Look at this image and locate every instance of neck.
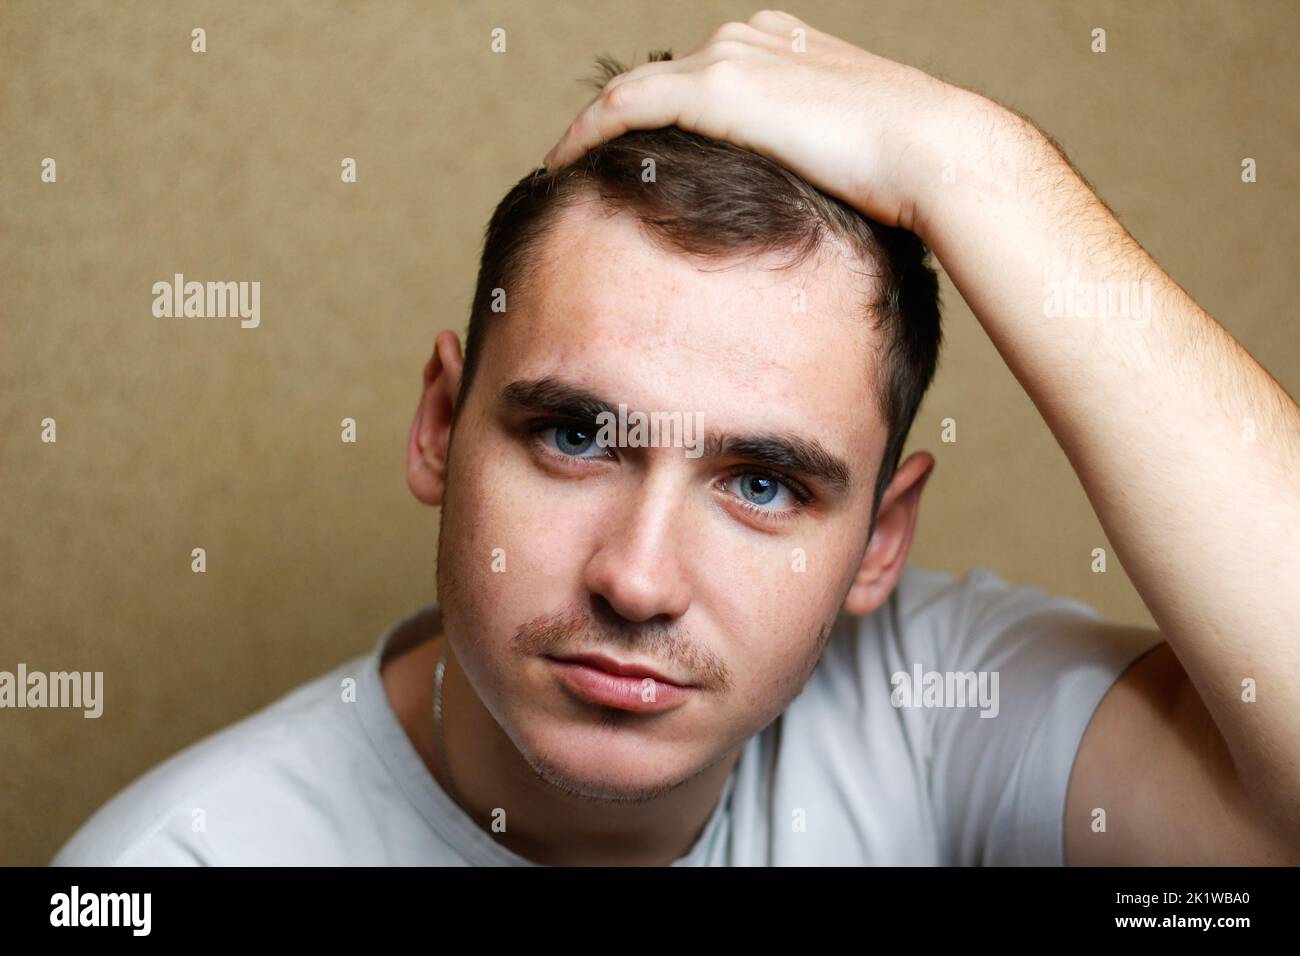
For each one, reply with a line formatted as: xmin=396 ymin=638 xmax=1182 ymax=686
xmin=383 ymin=630 xmax=739 ymax=866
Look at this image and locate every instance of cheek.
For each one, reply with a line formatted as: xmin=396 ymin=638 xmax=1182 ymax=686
xmin=706 ymin=557 xmax=851 ymax=715
xmin=442 ymin=429 xmax=593 ymax=616
xmin=748 ymin=616 xmax=824 ymax=692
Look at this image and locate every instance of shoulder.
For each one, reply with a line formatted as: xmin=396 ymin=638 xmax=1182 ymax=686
xmin=834 ymin=563 xmax=1097 ymax=647
xmin=51 ymin=652 xmax=374 ymax=866
xmin=811 ymin=563 xmax=1110 ymax=704
xmin=896 ymin=563 xmax=1097 ymax=625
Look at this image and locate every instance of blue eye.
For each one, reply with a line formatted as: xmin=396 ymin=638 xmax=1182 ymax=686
xmin=547 ymin=424 xmax=608 ymax=458
xmin=727 ymin=472 xmax=796 ymax=509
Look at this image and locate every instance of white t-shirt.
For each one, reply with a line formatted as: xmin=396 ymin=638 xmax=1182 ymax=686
xmin=51 ymin=565 xmax=1163 ymax=866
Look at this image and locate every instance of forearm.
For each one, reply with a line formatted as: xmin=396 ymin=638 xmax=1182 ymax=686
xmin=912 ymin=92 xmax=1300 ymax=827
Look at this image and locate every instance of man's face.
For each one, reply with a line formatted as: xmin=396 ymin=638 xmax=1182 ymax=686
xmin=435 ymin=196 xmax=887 ymax=801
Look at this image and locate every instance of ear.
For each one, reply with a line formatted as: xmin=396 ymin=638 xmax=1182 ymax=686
xmin=841 ymin=450 xmax=934 ymax=616
xmin=406 ymin=330 xmax=465 ymax=507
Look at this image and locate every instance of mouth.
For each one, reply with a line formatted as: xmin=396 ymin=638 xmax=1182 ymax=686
xmin=544 ymin=653 xmax=696 ymax=714
xmin=548 ymin=653 xmax=691 ymax=687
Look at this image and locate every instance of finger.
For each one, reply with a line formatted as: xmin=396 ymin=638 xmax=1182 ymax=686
xmin=544 ymin=55 xmax=697 ymax=167
xmin=566 ymin=25 xmax=768 ymax=126
xmin=690 ymin=18 xmax=779 ymax=56
xmin=597 ymin=53 xmax=689 ymax=100
xmin=599 ymin=32 xmax=768 ymax=99
xmin=544 ymin=71 xmax=702 ymax=170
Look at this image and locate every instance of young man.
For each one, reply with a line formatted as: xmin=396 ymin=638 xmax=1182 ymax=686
xmin=54 ymin=11 xmax=1299 ymax=866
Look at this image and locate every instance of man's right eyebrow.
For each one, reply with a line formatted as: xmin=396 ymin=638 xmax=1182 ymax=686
xmin=500 ymin=378 xmax=618 ymax=421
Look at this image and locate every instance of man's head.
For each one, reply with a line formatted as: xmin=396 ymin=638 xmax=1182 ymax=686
xmin=406 ymin=54 xmax=942 ymax=803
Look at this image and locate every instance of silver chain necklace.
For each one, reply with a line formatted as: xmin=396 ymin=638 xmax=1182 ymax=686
xmin=432 ymin=641 xmax=464 ymax=810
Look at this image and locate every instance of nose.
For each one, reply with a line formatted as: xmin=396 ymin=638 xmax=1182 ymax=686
xmin=581 ymin=472 xmax=693 ymax=624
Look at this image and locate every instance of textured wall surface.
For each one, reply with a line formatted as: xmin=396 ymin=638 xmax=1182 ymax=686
xmin=2 ymin=0 xmax=1296 ymax=864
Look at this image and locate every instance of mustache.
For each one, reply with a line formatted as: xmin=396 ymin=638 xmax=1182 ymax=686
xmin=512 ymin=602 xmax=732 ymax=693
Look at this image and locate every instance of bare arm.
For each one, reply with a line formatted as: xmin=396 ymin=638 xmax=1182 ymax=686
xmin=915 ymin=95 xmax=1300 ymax=858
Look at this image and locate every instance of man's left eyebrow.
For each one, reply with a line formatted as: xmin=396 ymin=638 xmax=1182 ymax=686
xmin=500 ymin=378 xmax=620 ymax=420
xmin=704 ymin=432 xmax=852 ymax=495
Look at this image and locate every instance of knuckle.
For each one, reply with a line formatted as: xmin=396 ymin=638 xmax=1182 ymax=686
xmin=601 ymin=79 xmax=635 ymax=110
xmin=701 ymin=58 xmax=740 ymax=88
xmin=707 ymin=20 xmax=749 ymax=44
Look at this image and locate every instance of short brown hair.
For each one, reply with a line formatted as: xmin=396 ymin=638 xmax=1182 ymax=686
xmin=459 ymin=53 xmax=943 ymax=535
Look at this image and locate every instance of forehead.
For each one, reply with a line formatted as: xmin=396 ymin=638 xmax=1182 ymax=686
xmin=487 ymin=197 xmax=886 ymax=478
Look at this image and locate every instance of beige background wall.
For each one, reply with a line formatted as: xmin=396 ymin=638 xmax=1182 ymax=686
xmin=2 ymin=1 xmax=1295 ymax=864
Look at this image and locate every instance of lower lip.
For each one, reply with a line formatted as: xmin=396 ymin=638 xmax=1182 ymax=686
xmin=546 ymin=658 xmax=694 ymax=713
